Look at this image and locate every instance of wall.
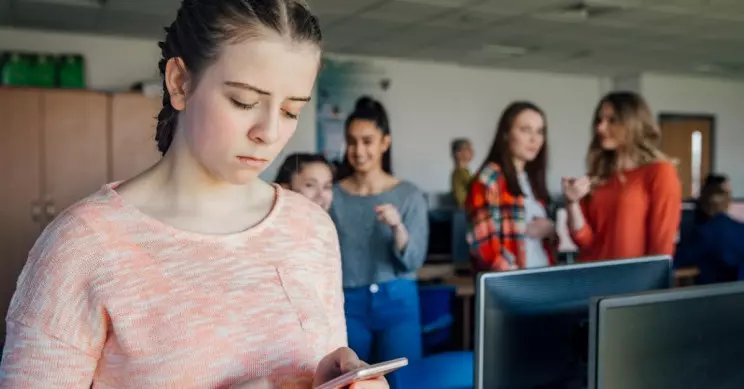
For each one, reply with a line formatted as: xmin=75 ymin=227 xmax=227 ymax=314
xmin=0 ymin=27 xmax=317 ymax=182
xmin=0 ymin=27 xmax=160 ymax=91
xmin=10 ymin=28 xmax=742 ymax=195
xmin=344 ymin=56 xmax=602 ymax=193
xmin=641 ymin=73 xmax=744 ymax=195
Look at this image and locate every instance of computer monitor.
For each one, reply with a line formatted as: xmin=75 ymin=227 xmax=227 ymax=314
xmin=589 ymin=281 xmax=744 ymax=389
xmin=475 ymin=256 xmax=673 ymax=389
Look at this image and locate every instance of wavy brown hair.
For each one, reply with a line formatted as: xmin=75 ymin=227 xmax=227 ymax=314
xmin=587 ymin=91 xmax=668 ymax=182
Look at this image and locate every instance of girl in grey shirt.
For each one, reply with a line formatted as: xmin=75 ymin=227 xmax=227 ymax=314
xmin=330 ymin=97 xmax=428 ymax=388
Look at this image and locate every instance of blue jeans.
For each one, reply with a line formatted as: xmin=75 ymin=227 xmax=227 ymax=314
xmin=344 ymin=279 xmax=422 ymax=387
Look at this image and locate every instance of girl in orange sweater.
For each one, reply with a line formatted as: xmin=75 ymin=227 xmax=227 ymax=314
xmin=563 ymin=91 xmax=681 ymax=262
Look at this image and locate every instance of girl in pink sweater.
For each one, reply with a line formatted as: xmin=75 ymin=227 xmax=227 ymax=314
xmin=0 ymin=1 xmax=386 ymax=389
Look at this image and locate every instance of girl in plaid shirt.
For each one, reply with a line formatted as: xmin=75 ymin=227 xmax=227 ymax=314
xmin=465 ymin=102 xmax=557 ymax=272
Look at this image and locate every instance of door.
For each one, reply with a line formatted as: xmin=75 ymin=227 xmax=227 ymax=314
xmin=42 ymin=90 xmax=108 ymax=224
xmin=0 ymin=88 xmax=43 ymax=341
xmin=659 ymin=115 xmax=714 ymax=198
xmin=110 ymin=93 xmax=162 ymax=181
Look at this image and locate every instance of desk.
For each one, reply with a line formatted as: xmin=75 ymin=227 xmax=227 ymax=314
xmin=418 ymin=264 xmax=701 ymax=350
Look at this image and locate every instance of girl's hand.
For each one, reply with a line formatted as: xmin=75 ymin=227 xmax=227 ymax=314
xmin=313 ymin=347 xmax=388 ymax=389
xmin=525 ymin=217 xmax=555 ymax=239
xmin=375 ymin=204 xmax=402 ymax=229
xmin=561 ymin=176 xmax=591 ymax=203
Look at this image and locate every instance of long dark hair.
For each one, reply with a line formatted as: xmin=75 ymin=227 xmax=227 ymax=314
xmin=477 ymin=101 xmax=550 ymax=203
xmin=336 ymin=96 xmax=392 ymax=180
xmin=274 ymin=153 xmax=331 ymax=186
xmin=155 ymin=0 xmax=322 ymax=155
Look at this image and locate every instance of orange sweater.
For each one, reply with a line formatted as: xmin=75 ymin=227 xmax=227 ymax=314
xmin=570 ymin=161 xmax=682 ymax=262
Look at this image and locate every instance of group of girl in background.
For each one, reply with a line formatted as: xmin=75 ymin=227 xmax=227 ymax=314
xmin=465 ymin=91 xmax=682 ymax=273
xmin=275 ymin=89 xmax=690 ymax=374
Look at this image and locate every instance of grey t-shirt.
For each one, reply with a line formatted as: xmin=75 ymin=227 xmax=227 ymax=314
xmin=330 ymin=181 xmax=430 ymax=288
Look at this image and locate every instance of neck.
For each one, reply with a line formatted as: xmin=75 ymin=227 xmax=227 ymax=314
xmin=148 ymin=143 xmax=266 ymax=213
xmin=348 ymin=168 xmax=388 ymax=195
xmin=456 ymin=160 xmax=469 ymax=169
xmin=513 ymin=158 xmax=526 ymax=172
xmin=616 ymin=153 xmax=637 ymax=171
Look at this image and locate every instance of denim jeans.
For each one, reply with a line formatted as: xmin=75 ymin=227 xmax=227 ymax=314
xmin=344 ymin=279 xmax=422 ymax=388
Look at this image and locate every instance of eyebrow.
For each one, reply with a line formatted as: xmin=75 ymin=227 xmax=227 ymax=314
xmin=224 ymin=81 xmax=311 ymax=102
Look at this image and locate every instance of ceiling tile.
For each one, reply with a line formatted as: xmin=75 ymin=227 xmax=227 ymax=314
xmin=307 ymin=0 xmax=387 ymax=16
xmin=584 ymin=7 xmax=680 ymax=29
xmin=375 ymin=25 xmax=466 ymax=49
xmin=11 ymin=2 xmax=101 ymax=32
xmin=104 ymin=0 xmax=180 ymax=16
xmin=98 ymin=10 xmax=172 ymax=39
xmin=470 ymin=0 xmax=575 ymax=15
xmin=425 ymin=8 xmax=506 ymax=30
xmin=322 ymin=17 xmax=409 ymax=48
xmin=0 ymin=0 xmax=10 ymax=24
xmin=359 ymin=1 xmax=451 ymax=23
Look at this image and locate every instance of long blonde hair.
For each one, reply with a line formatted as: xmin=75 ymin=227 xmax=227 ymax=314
xmin=587 ymin=91 xmax=668 ymax=183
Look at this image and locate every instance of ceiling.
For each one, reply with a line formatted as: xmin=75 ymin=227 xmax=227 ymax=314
xmin=1 ymin=0 xmax=744 ymax=78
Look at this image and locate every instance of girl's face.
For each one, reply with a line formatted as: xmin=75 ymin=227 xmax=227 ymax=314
xmin=595 ymin=102 xmax=624 ymax=151
xmin=168 ymin=36 xmax=321 ymax=185
xmin=508 ymin=109 xmax=545 ymax=164
xmin=290 ymin=162 xmax=333 ymax=211
xmin=345 ymin=119 xmax=390 ymax=174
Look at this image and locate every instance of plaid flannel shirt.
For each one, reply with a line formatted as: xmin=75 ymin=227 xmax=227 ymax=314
xmin=464 ymin=162 xmax=555 ymax=271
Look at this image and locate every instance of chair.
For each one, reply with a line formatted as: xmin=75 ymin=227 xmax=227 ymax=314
xmin=418 ymin=285 xmax=456 ymax=355
xmin=392 ymin=351 xmax=473 ymax=389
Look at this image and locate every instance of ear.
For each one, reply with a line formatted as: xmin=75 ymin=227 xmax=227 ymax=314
xmin=381 ymin=133 xmax=392 ymax=153
xmin=164 ymin=57 xmax=191 ymax=111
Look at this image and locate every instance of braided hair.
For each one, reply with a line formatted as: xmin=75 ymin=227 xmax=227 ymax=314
xmin=155 ymin=0 xmax=322 ymax=155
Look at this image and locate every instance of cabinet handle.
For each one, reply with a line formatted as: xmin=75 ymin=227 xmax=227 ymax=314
xmin=30 ymin=201 xmax=42 ymax=223
xmin=44 ymin=199 xmax=57 ymax=220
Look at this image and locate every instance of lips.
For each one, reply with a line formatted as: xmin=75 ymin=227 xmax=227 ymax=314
xmin=237 ymin=156 xmax=268 ymax=168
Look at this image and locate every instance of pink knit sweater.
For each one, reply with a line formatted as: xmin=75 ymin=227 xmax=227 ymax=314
xmin=0 ymin=183 xmax=346 ymax=388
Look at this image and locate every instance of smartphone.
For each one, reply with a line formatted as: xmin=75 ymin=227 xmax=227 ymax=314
xmin=313 ymin=357 xmax=408 ymax=389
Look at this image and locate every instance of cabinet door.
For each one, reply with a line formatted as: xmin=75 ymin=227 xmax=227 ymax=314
xmin=42 ymin=90 xmax=108 ymax=223
xmin=110 ymin=93 xmax=162 ymax=182
xmin=0 ymin=88 xmax=43 ymax=340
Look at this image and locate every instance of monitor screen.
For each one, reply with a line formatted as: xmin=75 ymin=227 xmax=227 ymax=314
xmin=591 ymin=282 xmax=744 ymax=389
xmin=475 ymin=256 xmax=673 ymax=389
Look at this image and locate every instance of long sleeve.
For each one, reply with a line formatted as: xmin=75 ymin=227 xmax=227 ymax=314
xmin=392 ymin=191 xmax=429 ymax=273
xmin=465 ymin=178 xmax=511 ymax=271
xmin=451 ymin=168 xmax=471 ymax=207
xmin=674 ymin=227 xmax=709 ymax=268
xmin=569 ymin=199 xmax=594 ymax=250
xmin=1 ymin=213 xmax=106 ymax=388
xmin=645 ymin=162 xmax=682 ymax=256
xmin=321 ymin=218 xmax=347 ymax=352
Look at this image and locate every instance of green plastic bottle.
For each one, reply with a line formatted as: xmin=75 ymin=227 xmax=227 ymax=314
xmin=31 ymin=54 xmax=56 ymax=87
xmin=57 ymin=54 xmax=85 ymax=89
xmin=0 ymin=52 xmax=31 ymax=86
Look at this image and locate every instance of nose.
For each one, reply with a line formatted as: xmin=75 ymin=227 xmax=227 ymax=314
xmin=247 ymin=105 xmax=280 ymax=144
xmin=596 ymin=119 xmax=608 ymax=134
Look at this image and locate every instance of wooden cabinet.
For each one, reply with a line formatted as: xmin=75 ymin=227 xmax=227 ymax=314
xmin=0 ymin=88 xmax=161 ymax=343
xmin=0 ymin=89 xmax=43 ymax=343
xmin=110 ymin=93 xmax=162 ymax=181
xmin=43 ymin=90 xmax=109 ymax=217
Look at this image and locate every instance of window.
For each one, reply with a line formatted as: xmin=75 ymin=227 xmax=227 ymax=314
xmin=691 ymin=130 xmax=702 ymax=197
